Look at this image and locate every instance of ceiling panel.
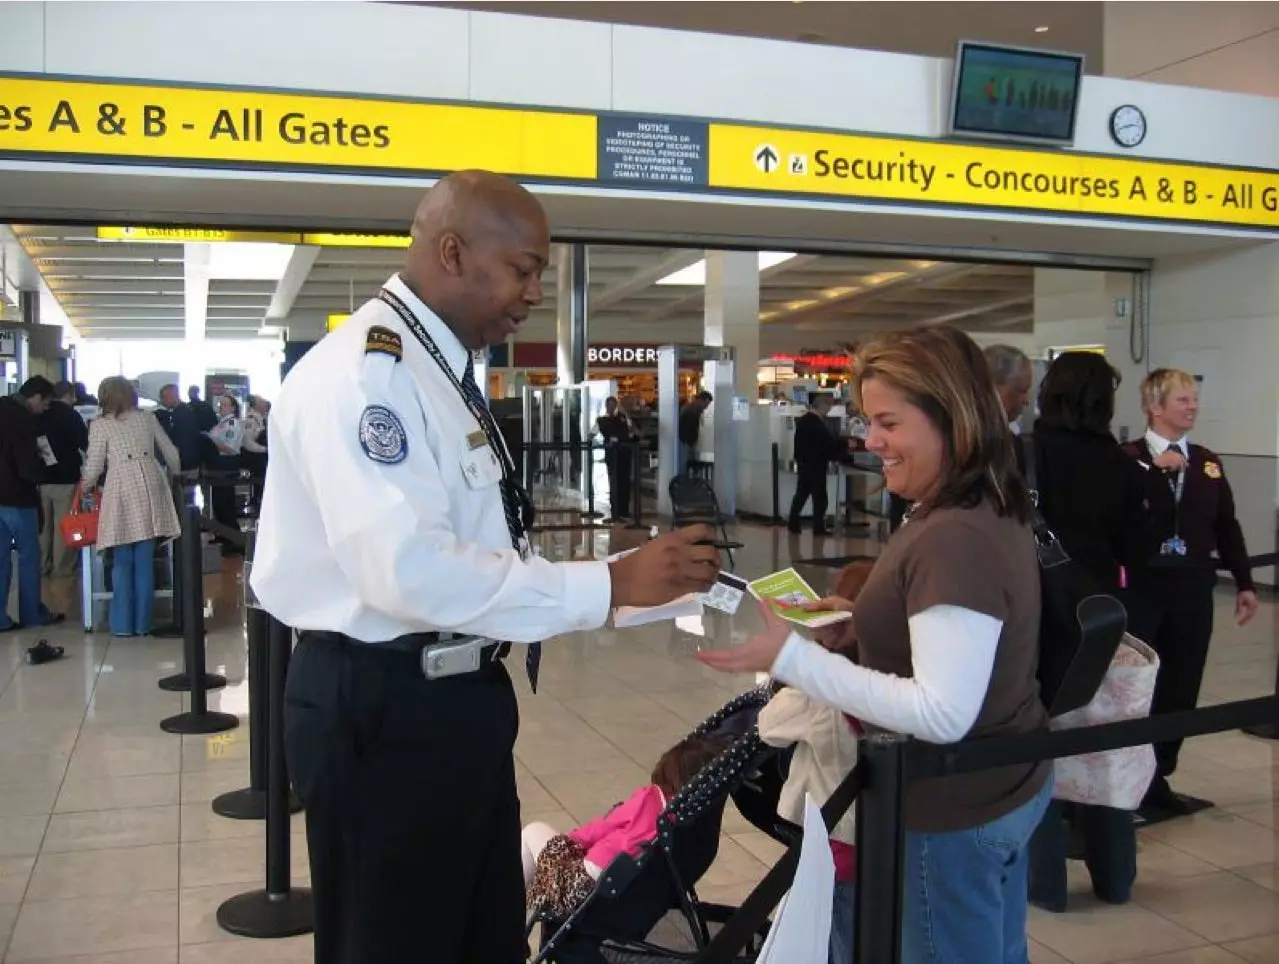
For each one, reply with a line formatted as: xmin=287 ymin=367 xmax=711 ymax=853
xmin=13 ymin=225 xmax=1042 ymax=345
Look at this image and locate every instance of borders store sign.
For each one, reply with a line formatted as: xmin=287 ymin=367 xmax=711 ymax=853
xmin=1 ymin=73 xmax=1276 ymax=232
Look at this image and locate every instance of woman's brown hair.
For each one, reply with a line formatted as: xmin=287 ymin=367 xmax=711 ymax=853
xmin=651 ymin=735 xmax=730 ymax=799
xmin=852 ymin=324 xmax=1032 ymax=522
xmin=97 ymin=376 xmax=138 ymax=418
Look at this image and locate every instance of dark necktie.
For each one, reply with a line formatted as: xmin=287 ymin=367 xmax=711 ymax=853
xmin=461 ymin=357 xmax=541 ymax=692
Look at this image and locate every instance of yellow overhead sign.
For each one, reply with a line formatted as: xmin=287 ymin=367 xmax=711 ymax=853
xmin=301 ymin=233 xmax=411 ymax=249
xmin=6 ymin=74 xmax=1277 ymax=232
xmin=709 ymin=125 xmax=1279 ymax=229
xmin=96 ymin=227 xmax=412 ymax=247
xmin=3 ymin=75 xmax=595 ymax=181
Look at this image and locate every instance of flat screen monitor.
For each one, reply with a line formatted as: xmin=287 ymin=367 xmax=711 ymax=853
xmin=949 ymin=41 xmax=1084 ymax=146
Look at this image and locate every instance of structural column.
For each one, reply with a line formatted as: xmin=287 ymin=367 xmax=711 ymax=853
xmin=703 ymin=251 xmax=760 ymax=399
xmin=555 ymin=243 xmax=588 ymax=386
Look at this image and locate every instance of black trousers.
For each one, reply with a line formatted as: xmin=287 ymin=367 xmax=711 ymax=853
xmin=605 ymin=447 xmax=633 ymax=519
xmin=1028 ymin=799 xmax=1136 ymax=907
xmin=208 ymin=454 xmax=241 ymax=537
xmin=788 ymin=464 xmax=829 ymax=530
xmin=285 ymin=632 xmax=525 ymax=964
xmin=1126 ymin=567 xmax=1217 ymax=778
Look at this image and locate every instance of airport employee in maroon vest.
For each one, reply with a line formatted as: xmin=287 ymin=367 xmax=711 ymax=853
xmin=1120 ymin=368 xmax=1258 ymax=819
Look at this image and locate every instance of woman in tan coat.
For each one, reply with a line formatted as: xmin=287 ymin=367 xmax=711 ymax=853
xmin=81 ymin=377 xmax=181 ymax=637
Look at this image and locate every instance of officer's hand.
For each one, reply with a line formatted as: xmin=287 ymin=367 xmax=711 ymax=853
xmin=608 ymin=524 xmax=720 ymax=608
xmin=1153 ymin=450 xmax=1187 ymax=471
xmin=1237 ymin=590 xmax=1260 ymax=627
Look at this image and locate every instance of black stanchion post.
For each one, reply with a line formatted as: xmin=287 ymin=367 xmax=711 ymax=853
xmin=151 ymin=478 xmax=187 ymax=639
xmin=854 ymin=732 xmax=907 ymax=964
xmin=217 ymin=615 xmax=314 ymax=938
xmin=627 ymin=439 xmax=645 ymax=530
xmin=771 ymin=442 xmax=781 ymax=525
xmin=159 ymin=497 xmax=227 ymax=693
xmin=160 ymin=504 xmax=239 ymax=734
xmin=212 ymin=527 xmax=303 ymax=820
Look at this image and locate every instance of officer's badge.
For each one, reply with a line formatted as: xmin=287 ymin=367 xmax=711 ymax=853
xmin=365 ymin=326 xmax=402 ymax=361
xmin=359 ymin=405 xmax=408 ymax=464
xmin=1204 ymin=461 xmax=1222 ymax=479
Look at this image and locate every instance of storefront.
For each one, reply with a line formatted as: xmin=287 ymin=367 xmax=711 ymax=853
xmin=487 ymin=342 xmax=703 ymax=402
xmin=757 ymin=351 xmax=855 ymax=401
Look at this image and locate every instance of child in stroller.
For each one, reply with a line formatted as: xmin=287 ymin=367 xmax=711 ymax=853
xmin=521 ymin=734 xmax=731 ymax=920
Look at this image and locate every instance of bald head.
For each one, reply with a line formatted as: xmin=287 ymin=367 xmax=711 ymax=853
xmin=402 ymin=171 xmax=550 ymax=350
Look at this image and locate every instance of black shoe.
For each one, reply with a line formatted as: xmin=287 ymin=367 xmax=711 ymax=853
xmin=813 ymin=527 xmax=832 ymax=537
xmin=24 ymin=639 xmax=64 ymax=665
xmin=1141 ymin=776 xmax=1193 ymax=817
xmin=787 ymin=523 xmax=802 ymax=534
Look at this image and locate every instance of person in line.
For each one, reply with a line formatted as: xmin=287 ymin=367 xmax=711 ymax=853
xmin=985 ymin=343 xmax=1034 ymax=476
xmin=241 ymin=395 xmax=270 ymax=513
xmin=788 ymin=392 xmax=845 ymax=536
xmin=1121 ymin=368 xmax=1258 ymax=818
xmin=207 ymin=394 xmax=246 ymax=552
xmin=1023 ymin=352 xmax=1149 ymax=910
xmin=37 ymin=380 xmax=88 ymax=579
xmin=0 ymin=377 xmax=64 ymax=631
xmin=678 ymin=390 xmax=712 ymax=472
xmin=155 ymin=383 xmax=203 ymax=472
xmin=81 ymin=377 xmax=181 ymax=638
xmin=699 ymin=325 xmax=1051 ymax=964
xmin=520 ymin=734 xmax=729 ymax=920
xmin=597 ymin=395 xmax=637 ymax=522
xmin=250 ymin=170 xmax=720 ymax=964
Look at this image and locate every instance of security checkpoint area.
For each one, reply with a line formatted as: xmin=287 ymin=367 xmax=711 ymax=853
xmin=0 ymin=2 xmax=1278 ymax=963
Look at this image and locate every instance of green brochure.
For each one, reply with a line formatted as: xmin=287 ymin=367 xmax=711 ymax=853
xmin=747 ymin=568 xmax=852 ymax=629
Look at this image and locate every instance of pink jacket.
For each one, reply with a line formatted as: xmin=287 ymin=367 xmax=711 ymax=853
xmin=567 ymin=784 xmax=666 ymax=871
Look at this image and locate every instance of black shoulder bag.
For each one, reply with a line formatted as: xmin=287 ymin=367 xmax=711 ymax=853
xmin=1022 ymin=434 xmax=1128 ymax=717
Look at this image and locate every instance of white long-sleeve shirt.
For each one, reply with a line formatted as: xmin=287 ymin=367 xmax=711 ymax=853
xmin=770 ymin=604 xmax=1003 ymax=745
xmin=250 ymin=274 xmax=613 ymax=643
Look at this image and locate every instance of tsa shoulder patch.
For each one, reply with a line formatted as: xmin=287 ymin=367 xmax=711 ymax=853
xmin=359 ymin=405 xmax=408 ymax=465
xmin=365 ymin=326 xmax=402 ymax=361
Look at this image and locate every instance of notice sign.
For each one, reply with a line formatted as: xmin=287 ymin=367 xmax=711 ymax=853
xmin=598 ymin=116 xmax=708 ymax=187
xmin=0 ymin=74 xmax=596 ymax=181
xmin=709 ymin=124 xmax=1279 ymax=230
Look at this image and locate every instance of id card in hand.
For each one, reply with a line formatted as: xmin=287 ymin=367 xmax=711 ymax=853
xmin=699 ymin=571 xmax=749 ymax=615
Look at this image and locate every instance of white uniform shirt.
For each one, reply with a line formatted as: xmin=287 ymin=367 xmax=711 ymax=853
xmin=1144 ymin=428 xmax=1188 ymax=458
xmin=250 ymin=274 xmax=613 ymax=644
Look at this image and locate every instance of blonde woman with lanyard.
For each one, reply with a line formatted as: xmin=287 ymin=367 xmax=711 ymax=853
xmin=1120 ymin=368 xmax=1258 ymax=819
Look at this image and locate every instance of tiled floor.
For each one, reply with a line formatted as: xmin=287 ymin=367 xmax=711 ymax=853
xmin=0 ymin=520 xmax=1276 ymax=962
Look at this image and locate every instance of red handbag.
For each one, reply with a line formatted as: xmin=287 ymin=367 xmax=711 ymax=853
xmin=60 ymin=483 xmax=100 ymax=549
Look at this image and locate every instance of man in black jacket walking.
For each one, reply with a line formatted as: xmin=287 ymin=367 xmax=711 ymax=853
xmin=37 ymin=381 xmax=88 ymax=577
xmin=788 ymin=393 xmax=845 ymax=535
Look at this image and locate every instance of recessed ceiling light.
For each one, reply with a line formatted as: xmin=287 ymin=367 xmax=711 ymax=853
xmin=656 ymin=252 xmax=798 ymax=286
xmin=1034 ymin=25 xmax=1050 ymax=33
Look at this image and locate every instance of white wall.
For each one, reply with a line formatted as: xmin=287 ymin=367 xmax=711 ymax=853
xmin=1 ymin=1 xmax=1277 ymax=171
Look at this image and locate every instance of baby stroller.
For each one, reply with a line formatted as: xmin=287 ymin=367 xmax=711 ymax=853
xmin=529 ymin=686 xmax=776 ymax=963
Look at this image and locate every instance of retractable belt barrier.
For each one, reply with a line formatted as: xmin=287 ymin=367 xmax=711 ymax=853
xmin=520 ymin=439 xmax=642 ymax=531
xmin=217 ymin=614 xmax=314 ymax=939
xmin=697 ymin=693 xmax=1279 ymax=964
xmin=157 ymin=501 xmax=238 ymax=736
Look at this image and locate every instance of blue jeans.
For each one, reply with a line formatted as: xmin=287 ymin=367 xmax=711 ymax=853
xmin=0 ymin=506 xmax=43 ymax=629
xmin=902 ymin=774 xmax=1053 ymax=964
xmin=110 ymin=540 xmax=155 ymax=636
xmin=830 ymin=881 xmax=854 ymax=964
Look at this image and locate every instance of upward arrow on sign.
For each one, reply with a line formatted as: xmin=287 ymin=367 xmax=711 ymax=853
xmin=754 ymin=144 xmax=779 ymax=174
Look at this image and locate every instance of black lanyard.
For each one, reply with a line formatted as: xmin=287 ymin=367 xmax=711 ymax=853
xmin=1146 ymin=440 xmax=1187 ymax=536
xmin=377 ymin=288 xmax=533 ymax=537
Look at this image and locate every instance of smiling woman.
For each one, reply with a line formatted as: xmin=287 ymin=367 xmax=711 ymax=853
xmin=699 ymin=324 xmax=1049 ymax=964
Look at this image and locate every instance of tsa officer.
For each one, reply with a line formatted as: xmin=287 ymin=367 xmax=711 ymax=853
xmin=250 ymin=171 xmax=720 ymax=964
xmin=1120 ymin=367 xmax=1258 ymax=818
